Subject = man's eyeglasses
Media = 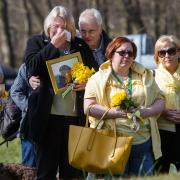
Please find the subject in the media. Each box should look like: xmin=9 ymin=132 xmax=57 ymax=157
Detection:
xmin=115 ymin=50 xmax=134 ymax=58
xmin=158 ymin=47 xmax=177 ymax=58
xmin=80 ymin=29 xmax=97 ymax=35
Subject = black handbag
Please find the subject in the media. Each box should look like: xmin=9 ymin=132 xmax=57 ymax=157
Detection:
xmin=0 ymin=97 xmax=21 ymax=144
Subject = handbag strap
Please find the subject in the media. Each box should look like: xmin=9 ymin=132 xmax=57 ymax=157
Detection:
xmin=112 ymin=120 xmax=117 ymax=157
xmin=86 ymin=106 xmax=118 ymax=157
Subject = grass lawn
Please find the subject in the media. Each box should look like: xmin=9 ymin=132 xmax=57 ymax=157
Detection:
xmin=0 ymin=136 xmax=180 ymax=180
xmin=134 ymin=173 xmax=180 ymax=180
xmin=0 ymin=136 xmax=21 ymax=163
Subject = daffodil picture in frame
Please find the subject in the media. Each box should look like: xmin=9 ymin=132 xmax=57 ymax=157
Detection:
xmin=46 ymin=52 xmax=82 ymax=95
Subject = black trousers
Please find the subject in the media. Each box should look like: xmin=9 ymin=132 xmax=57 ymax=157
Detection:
xmin=155 ymin=130 xmax=180 ymax=173
xmin=36 ymin=115 xmax=83 ymax=180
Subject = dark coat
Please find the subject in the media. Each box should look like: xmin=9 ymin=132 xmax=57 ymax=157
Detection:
xmin=24 ymin=33 xmax=97 ymax=143
xmin=101 ymin=30 xmax=112 ymax=56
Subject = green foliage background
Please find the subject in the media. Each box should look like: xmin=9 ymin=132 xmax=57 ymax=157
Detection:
xmin=0 ymin=137 xmax=21 ymax=163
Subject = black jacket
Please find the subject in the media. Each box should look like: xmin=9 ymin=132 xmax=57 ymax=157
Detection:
xmin=24 ymin=33 xmax=97 ymax=143
xmin=101 ymin=30 xmax=112 ymax=56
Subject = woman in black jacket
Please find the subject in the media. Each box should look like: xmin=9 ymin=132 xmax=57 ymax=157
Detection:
xmin=24 ymin=5 xmax=97 ymax=180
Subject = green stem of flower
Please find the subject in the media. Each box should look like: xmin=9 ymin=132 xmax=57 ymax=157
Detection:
xmin=62 ymin=84 xmax=73 ymax=99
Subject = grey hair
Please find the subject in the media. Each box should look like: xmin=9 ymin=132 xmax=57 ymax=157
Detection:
xmin=154 ymin=35 xmax=180 ymax=64
xmin=44 ymin=6 xmax=76 ymax=39
xmin=78 ymin=8 xmax=102 ymax=28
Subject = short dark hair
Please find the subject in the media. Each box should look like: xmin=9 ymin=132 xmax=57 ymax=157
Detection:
xmin=59 ymin=65 xmax=71 ymax=72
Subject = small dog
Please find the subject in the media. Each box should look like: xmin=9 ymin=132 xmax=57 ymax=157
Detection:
xmin=0 ymin=163 xmax=36 ymax=180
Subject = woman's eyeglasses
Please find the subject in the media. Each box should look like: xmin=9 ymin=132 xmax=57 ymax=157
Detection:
xmin=115 ymin=50 xmax=134 ymax=58
xmin=158 ymin=47 xmax=177 ymax=58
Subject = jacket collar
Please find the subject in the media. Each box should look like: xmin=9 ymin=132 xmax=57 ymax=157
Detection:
xmin=41 ymin=32 xmax=51 ymax=44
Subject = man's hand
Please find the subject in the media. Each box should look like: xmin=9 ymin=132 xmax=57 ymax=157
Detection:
xmin=161 ymin=109 xmax=180 ymax=123
xmin=29 ymin=76 xmax=40 ymax=90
xmin=73 ymin=82 xmax=86 ymax=91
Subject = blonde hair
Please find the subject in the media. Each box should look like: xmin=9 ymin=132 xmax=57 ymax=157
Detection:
xmin=44 ymin=6 xmax=76 ymax=39
xmin=154 ymin=35 xmax=180 ymax=64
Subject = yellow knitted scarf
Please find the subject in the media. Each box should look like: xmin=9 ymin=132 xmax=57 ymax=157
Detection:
xmin=155 ymin=63 xmax=180 ymax=108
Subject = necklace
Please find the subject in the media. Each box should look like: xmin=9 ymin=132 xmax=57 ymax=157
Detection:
xmin=111 ymin=68 xmax=132 ymax=96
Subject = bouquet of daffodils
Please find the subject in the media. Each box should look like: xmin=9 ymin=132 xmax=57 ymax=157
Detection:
xmin=110 ymin=89 xmax=134 ymax=110
xmin=110 ymin=90 xmax=143 ymax=132
xmin=71 ymin=62 xmax=95 ymax=83
xmin=0 ymin=87 xmax=9 ymax=112
xmin=62 ymin=62 xmax=95 ymax=98
xmin=0 ymin=90 xmax=9 ymax=98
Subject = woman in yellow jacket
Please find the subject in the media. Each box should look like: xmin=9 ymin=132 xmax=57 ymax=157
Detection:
xmin=84 ymin=37 xmax=165 ymax=177
xmin=154 ymin=35 xmax=180 ymax=173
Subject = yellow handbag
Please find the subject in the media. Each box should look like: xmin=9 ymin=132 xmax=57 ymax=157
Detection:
xmin=68 ymin=109 xmax=133 ymax=174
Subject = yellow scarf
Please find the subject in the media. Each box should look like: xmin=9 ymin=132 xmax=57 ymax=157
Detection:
xmin=155 ymin=63 xmax=180 ymax=108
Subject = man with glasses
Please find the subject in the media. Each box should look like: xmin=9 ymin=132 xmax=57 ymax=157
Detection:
xmin=78 ymin=8 xmax=111 ymax=70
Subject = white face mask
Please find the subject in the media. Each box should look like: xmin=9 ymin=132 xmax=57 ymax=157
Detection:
xmin=64 ymin=30 xmax=71 ymax=42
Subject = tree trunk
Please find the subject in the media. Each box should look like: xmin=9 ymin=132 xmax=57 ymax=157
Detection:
xmin=29 ymin=0 xmax=44 ymax=25
xmin=46 ymin=0 xmax=53 ymax=10
xmin=122 ymin=0 xmax=146 ymax=33
xmin=1 ymin=0 xmax=15 ymax=67
xmin=22 ymin=0 xmax=32 ymax=36
xmin=153 ymin=1 xmax=160 ymax=40
xmin=101 ymin=0 xmax=109 ymax=34
xmin=71 ymin=0 xmax=80 ymax=28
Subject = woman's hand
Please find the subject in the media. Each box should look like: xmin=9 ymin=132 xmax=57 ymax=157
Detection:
xmin=129 ymin=106 xmax=148 ymax=118
xmin=161 ymin=109 xmax=180 ymax=123
xmin=113 ymin=106 xmax=127 ymax=118
xmin=128 ymin=98 xmax=165 ymax=119
xmin=51 ymin=29 xmax=67 ymax=48
xmin=84 ymin=97 xmax=128 ymax=119
xmin=29 ymin=76 xmax=40 ymax=90
xmin=73 ymin=82 xmax=86 ymax=91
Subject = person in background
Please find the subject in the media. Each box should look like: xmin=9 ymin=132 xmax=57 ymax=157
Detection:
xmin=84 ymin=37 xmax=165 ymax=177
xmin=10 ymin=63 xmax=40 ymax=167
xmin=78 ymin=8 xmax=111 ymax=70
xmin=0 ymin=64 xmax=17 ymax=90
xmin=154 ymin=35 xmax=180 ymax=173
xmin=24 ymin=5 xmax=97 ymax=179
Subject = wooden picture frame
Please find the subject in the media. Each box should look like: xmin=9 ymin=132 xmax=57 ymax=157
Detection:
xmin=46 ymin=52 xmax=82 ymax=94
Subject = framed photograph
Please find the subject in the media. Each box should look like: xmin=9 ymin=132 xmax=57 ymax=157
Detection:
xmin=46 ymin=52 xmax=82 ymax=94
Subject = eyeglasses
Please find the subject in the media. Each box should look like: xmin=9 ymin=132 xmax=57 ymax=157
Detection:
xmin=115 ymin=50 xmax=134 ymax=58
xmin=158 ymin=47 xmax=177 ymax=58
xmin=80 ymin=29 xmax=97 ymax=35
